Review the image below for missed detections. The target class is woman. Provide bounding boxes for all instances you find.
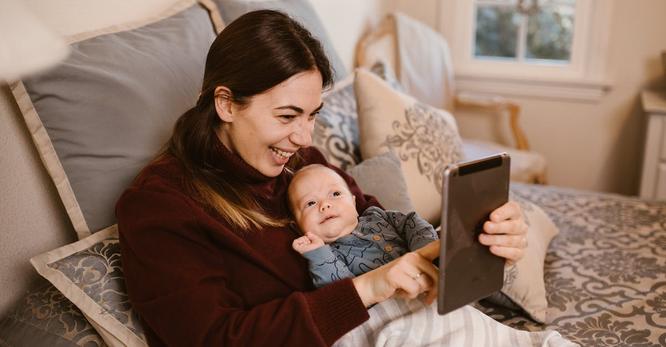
[116,10,528,346]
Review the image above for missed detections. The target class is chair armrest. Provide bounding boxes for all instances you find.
[454,93,530,151]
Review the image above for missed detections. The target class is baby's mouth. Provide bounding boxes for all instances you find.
[320,215,337,224]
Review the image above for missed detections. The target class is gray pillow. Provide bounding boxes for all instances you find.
[13,4,216,237]
[213,0,348,81]
[347,151,416,213]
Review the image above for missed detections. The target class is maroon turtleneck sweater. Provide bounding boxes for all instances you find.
[115,143,380,347]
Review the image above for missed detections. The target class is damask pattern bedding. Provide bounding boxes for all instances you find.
[477,183,666,346]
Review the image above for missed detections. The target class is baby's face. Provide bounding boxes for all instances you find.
[289,166,358,243]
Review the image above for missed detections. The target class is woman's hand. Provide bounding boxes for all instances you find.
[352,240,440,307]
[479,201,528,265]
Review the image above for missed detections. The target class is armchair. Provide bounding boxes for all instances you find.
[356,12,547,184]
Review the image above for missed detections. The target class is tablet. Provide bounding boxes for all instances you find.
[437,153,510,315]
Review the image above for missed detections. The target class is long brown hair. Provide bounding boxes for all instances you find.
[165,10,333,231]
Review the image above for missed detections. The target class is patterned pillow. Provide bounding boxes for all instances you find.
[0,282,104,347]
[354,68,463,224]
[312,75,361,170]
[30,226,146,347]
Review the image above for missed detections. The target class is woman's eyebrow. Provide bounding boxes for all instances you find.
[275,102,324,115]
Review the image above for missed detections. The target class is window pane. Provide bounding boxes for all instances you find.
[526,2,575,61]
[474,5,520,59]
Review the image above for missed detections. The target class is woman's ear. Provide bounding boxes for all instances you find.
[214,86,234,122]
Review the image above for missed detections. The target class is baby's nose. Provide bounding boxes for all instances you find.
[320,202,331,212]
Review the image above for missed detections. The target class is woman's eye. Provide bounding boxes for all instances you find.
[308,112,319,121]
[280,115,296,121]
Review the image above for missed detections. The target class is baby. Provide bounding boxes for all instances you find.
[288,164,438,288]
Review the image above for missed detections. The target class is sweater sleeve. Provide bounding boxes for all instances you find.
[379,209,439,251]
[303,246,356,288]
[116,185,369,347]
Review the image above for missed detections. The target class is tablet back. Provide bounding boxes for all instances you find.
[437,153,510,315]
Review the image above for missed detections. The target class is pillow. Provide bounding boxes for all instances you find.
[312,74,361,170]
[30,226,146,347]
[10,0,221,238]
[498,190,560,323]
[354,68,463,224]
[213,0,348,81]
[346,151,416,214]
[0,282,104,347]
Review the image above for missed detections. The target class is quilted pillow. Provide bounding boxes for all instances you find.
[354,68,463,224]
[0,282,104,347]
[10,0,220,238]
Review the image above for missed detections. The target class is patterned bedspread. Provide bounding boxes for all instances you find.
[477,183,666,346]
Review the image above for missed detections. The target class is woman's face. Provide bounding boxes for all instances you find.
[216,70,323,177]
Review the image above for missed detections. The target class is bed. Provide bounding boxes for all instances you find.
[1,0,665,346]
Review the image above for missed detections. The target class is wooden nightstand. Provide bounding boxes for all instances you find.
[639,90,666,200]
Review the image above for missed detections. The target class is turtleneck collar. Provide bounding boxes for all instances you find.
[210,139,274,182]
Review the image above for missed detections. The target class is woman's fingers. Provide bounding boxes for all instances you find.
[484,218,527,235]
[400,252,439,300]
[479,232,528,248]
[415,239,440,261]
[489,245,524,263]
[489,201,522,222]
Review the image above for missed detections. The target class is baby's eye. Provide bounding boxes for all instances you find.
[305,200,317,208]
[332,191,342,197]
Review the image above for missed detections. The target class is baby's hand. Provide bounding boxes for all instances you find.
[292,232,325,254]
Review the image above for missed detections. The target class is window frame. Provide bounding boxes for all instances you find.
[438,0,613,101]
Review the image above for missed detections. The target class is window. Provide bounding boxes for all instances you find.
[438,0,613,101]
[474,0,575,63]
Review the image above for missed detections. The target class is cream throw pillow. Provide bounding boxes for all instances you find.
[354,68,463,224]
[499,192,560,323]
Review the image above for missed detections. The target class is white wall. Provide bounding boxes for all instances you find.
[507,0,666,195]
[401,0,666,195]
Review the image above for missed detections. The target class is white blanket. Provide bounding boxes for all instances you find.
[334,299,577,347]
[393,12,456,112]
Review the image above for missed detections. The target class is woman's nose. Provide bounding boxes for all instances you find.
[289,118,313,147]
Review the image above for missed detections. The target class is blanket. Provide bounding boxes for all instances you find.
[334,299,577,347]
[392,12,456,112]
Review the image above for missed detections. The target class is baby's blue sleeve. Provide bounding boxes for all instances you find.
[383,210,438,251]
[302,245,355,288]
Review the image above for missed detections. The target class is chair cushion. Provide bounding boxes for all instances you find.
[462,139,547,183]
